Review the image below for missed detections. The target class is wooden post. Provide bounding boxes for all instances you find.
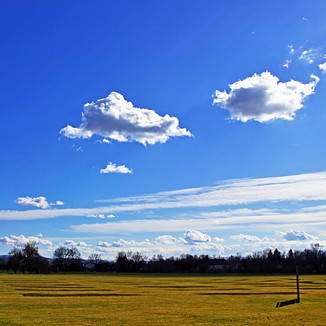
[275,265,301,308]
[296,265,300,303]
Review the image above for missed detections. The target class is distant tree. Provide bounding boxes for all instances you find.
[53,246,81,271]
[23,241,42,273]
[116,251,129,272]
[88,253,102,264]
[8,248,24,274]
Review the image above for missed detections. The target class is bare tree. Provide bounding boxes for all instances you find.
[88,253,102,264]
[53,246,81,271]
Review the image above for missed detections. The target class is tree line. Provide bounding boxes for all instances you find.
[0,242,325,274]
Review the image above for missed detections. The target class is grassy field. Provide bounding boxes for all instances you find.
[0,273,325,325]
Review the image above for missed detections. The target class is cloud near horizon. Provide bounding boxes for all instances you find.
[0,234,52,247]
[213,71,319,122]
[60,92,192,145]
[278,229,317,241]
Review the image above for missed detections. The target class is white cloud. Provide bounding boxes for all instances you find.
[0,234,52,247]
[15,196,50,209]
[230,234,262,242]
[97,241,111,248]
[15,196,64,209]
[87,214,114,219]
[184,230,211,244]
[278,229,317,241]
[319,62,326,73]
[3,171,326,221]
[97,239,152,249]
[190,242,226,254]
[282,60,291,69]
[288,45,295,54]
[155,235,182,245]
[100,162,132,174]
[213,71,319,122]
[111,239,152,248]
[60,91,192,145]
[63,240,90,247]
[299,48,319,63]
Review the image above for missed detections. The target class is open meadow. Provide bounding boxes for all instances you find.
[0,273,325,325]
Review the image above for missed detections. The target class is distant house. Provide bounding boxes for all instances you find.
[85,262,95,271]
[208,264,224,272]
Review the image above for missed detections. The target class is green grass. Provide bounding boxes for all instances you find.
[0,273,325,325]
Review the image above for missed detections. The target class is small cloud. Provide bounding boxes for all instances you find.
[63,240,90,247]
[72,145,84,152]
[15,196,64,209]
[319,62,326,73]
[111,238,152,248]
[100,162,133,174]
[288,45,295,54]
[230,234,261,242]
[87,213,113,219]
[60,91,192,145]
[279,230,317,241]
[282,60,291,69]
[15,196,50,209]
[97,241,111,248]
[155,235,181,245]
[299,48,319,64]
[212,71,319,122]
[184,230,211,244]
[302,17,308,21]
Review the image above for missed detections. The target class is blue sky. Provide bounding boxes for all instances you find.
[1,0,326,259]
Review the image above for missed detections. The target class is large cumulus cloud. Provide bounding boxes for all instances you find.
[60,92,192,145]
[213,71,319,122]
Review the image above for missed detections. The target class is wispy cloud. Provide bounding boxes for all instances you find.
[213,71,319,122]
[2,171,326,221]
[299,48,320,64]
[70,206,326,235]
[60,91,192,145]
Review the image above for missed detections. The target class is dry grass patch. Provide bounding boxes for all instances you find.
[0,273,325,325]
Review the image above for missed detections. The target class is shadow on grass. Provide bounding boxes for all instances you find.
[198,292,297,296]
[22,293,141,297]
